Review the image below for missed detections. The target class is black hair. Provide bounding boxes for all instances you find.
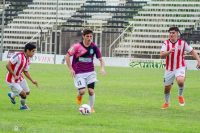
[24,43,36,52]
[82,28,93,36]
[168,26,181,35]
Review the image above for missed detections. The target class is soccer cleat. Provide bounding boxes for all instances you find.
[8,93,16,104]
[76,96,82,105]
[178,96,185,106]
[20,105,30,110]
[161,103,169,109]
[91,107,95,113]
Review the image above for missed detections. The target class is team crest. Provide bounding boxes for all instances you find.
[90,49,94,54]
[69,47,74,52]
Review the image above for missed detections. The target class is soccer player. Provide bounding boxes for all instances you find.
[6,43,38,110]
[65,28,106,113]
[160,26,200,109]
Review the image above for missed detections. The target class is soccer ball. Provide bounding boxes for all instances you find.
[79,104,91,115]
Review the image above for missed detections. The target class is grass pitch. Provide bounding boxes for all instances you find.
[0,62,200,133]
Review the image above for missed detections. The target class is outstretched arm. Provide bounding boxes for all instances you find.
[190,50,200,69]
[23,71,38,87]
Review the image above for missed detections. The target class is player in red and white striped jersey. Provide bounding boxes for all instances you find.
[160,27,200,109]
[6,43,38,110]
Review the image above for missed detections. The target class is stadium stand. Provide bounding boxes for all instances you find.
[0,0,10,31]
[1,0,149,56]
[59,0,149,56]
[1,0,86,54]
[0,0,32,26]
[112,0,200,59]
[181,22,200,59]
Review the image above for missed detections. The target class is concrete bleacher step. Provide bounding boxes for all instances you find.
[113,0,200,59]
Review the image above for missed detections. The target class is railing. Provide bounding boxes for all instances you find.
[108,22,134,57]
[194,18,200,30]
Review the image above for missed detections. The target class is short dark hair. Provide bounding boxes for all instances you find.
[168,26,180,32]
[82,28,93,36]
[24,42,36,52]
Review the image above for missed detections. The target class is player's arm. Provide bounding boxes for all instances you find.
[99,57,106,75]
[65,53,75,77]
[160,48,175,58]
[190,50,200,69]
[160,42,175,58]
[6,61,18,80]
[185,41,200,69]
[95,46,106,75]
[23,71,38,87]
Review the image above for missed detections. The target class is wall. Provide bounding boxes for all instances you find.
[2,52,198,70]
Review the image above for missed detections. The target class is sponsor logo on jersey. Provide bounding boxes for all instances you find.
[90,49,94,54]
[79,57,92,62]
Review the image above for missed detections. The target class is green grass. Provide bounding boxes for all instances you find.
[0,61,200,133]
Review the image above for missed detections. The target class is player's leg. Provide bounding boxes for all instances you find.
[88,83,95,112]
[162,70,175,109]
[176,76,185,95]
[176,77,185,106]
[19,79,30,110]
[86,72,97,112]
[162,85,172,109]
[77,88,86,105]
[7,83,21,104]
[7,91,16,104]
[74,75,87,105]
[175,67,186,106]
[19,91,28,109]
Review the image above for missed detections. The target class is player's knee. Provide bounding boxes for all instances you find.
[88,89,94,96]
[19,91,27,99]
[89,91,94,96]
[164,85,171,93]
[79,88,85,95]
[19,94,26,99]
[177,80,184,87]
[178,82,184,87]
[80,92,85,95]
[176,77,184,86]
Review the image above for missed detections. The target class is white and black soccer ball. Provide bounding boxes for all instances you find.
[79,104,91,115]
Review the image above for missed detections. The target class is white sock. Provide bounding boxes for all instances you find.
[178,86,184,96]
[20,97,26,106]
[165,93,170,103]
[89,94,95,108]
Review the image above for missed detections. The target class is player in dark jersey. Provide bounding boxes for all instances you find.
[65,28,106,113]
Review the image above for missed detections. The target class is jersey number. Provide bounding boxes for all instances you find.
[77,81,82,86]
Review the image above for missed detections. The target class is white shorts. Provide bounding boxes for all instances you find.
[164,67,186,86]
[7,79,30,95]
[74,71,97,89]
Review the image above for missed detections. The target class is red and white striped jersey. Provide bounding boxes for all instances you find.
[161,39,193,71]
[6,52,30,83]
